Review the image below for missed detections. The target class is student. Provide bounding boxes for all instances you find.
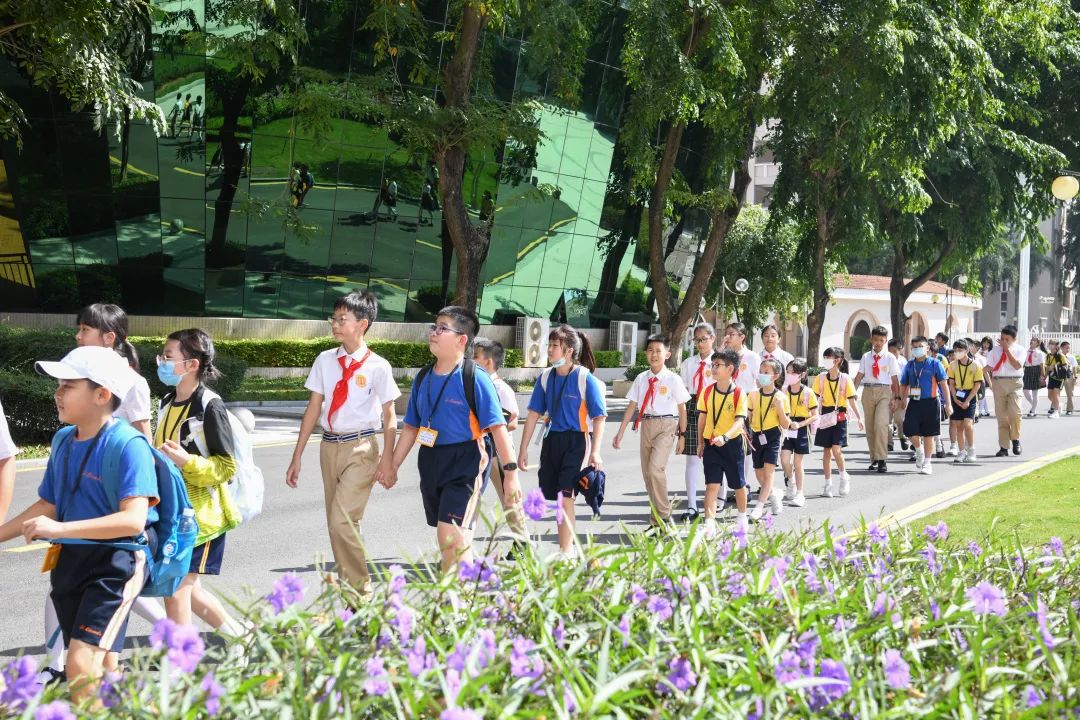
[389,307,522,570]
[0,347,156,702]
[1045,341,1069,418]
[0,399,15,520]
[887,339,909,452]
[155,329,242,632]
[933,333,950,363]
[678,322,716,521]
[759,325,794,384]
[899,336,948,475]
[287,291,399,594]
[853,326,901,473]
[168,92,183,137]
[613,335,689,530]
[746,359,790,521]
[1022,337,1047,416]
[722,322,760,497]
[813,347,862,496]
[940,347,957,459]
[780,358,817,507]
[977,337,994,417]
[473,337,530,546]
[696,349,749,532]
[518,324,606,558]
[983,326,1026,456]
[1061,341,1076,416]
[947,339,981,463]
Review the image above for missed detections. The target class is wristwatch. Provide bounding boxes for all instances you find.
[502,462,518,472]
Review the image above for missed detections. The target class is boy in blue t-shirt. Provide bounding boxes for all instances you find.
[0,346,159,703]
[900,336,949,476]
[388,306,521,572]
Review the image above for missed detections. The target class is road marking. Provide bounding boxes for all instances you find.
[416,238,440,250]
[3,543,48,553]
[108,155,158,179]
[174,166,205,177]
[15,436,319,471]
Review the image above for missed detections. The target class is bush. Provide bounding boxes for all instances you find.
[593,350,624,368]
[8,520,1077,718]
[0,370,63,445]
[625,363,649,381]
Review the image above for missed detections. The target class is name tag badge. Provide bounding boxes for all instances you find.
[910,389,921,400]
[758,433,767,446]
[417,426,439,447]
[956,390,967,400]
[41,543,61,573]
[786,429,799,439]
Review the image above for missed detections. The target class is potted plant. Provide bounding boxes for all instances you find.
[394,376,413,415]
[612,363,647,398]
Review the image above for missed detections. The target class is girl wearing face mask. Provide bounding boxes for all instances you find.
[155,329,243,632]
[1022,337,1047,416]
[746,359,791,521]
[812,347,862,498]
[780,358,818,507]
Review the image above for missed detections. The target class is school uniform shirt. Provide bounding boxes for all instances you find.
[985,344,1026,378]
[732,348,762,394]
[747,389,790,432]
[1025,348,1046,368]
[758,347,794,373]
[405,364,505,444]
[947,359,982,394]
[813,372,857,409]
[305,346,401,433]
[0,399,17,459]
[627,368,691,417]
[857,350,901,385]
[491,375,518,418]
[900,358,948,398]
[697,384,747,440]
[785,385,818,420]
[892,353,908,376]
[527,366,607,433]
[679,353,716,400]
[115,368,152,424]
[1066,354,1078,372]
[39,419,159,525]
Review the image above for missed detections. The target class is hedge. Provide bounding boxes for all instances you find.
[592,350,624,368]
[0,370,64,445]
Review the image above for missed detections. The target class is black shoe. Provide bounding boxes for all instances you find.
[877,462,888,473]
[1012,440,1022,456]
[40,667,66,686]
[868,460,880,471]
[887,441,895,452]
[995,447,1009,457]
[505,541,529,561]
[680,508,700,523]
[900,438,909,450]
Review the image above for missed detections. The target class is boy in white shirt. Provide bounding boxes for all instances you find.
[853,326,901,473]
[286,291,401,594]
[0,399,16,520]
[613,335,690,529]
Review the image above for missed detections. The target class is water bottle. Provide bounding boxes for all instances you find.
[164,509,197,566]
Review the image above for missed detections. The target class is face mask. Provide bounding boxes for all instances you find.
[912,347,927,359]
[757,373,774,387]
[784,373,801,387]
[157,360,187,386]
[550,357,566,369]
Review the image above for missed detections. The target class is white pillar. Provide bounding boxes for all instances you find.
[1018,238,1030,339]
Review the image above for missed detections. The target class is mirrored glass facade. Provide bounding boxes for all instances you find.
[0,0,642,326]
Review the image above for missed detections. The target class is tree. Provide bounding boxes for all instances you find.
[0,0,163,143]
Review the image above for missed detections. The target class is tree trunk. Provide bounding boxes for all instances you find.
[119,109,131,183]
[208,86,249,263]
[805,193,834,364]
[592,204,640,319]
[889,245,909,346]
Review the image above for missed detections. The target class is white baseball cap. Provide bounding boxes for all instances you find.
[35,346,135,406]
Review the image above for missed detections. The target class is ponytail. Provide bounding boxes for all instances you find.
[577,331,596,373]
[548,324,596,372]
[167,328,221,382]
[77,302,140,371]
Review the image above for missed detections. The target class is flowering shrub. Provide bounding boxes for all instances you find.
[1,520,1077,718]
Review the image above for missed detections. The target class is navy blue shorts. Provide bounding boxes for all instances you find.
[538,430,590,500]
[190,533,227,575]
[950,399,976,420]
[702,438,746,489]
[751,427,783,468]
[418,440,488,528]
[814,408,848,448]
[51,531,155,652]
[904,398,941,438]
[782,426,811,454]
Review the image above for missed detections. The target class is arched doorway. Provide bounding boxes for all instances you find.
[849,319,872,359]
[906,312,928,347]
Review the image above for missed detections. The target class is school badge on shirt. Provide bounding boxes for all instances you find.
[659,386,668,395]
[355,374,368,388]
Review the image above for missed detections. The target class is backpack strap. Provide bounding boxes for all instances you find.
[539,367,553,392]
[99,421,145,512]
[462,358,478,421]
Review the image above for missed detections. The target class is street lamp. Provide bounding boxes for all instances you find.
[718,277,750,325]
[1051,173,1078,330]
[945,273,968,336]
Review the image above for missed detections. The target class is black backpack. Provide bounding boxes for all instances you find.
[414,359,479,419]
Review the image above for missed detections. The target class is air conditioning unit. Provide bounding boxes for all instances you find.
[608,321,638,366]
[515,317,550,368]
[649,323,663,338]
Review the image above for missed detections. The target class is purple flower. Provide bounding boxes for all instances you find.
[882,649,910,690]
[390,605,416,644]
[458,558,499,588]
[799,552,820,572]
[201,673,225,716]
[732,522,748,548]
[267,572,306,614]
[658,656,697,694]
[523,489,547,521]
[677,576,692,598]
[553,500,565,525]
[376,630,394,650]
[450,631,498,677]
[775,650,805,683]
[553,618,566,647]
[808,659,850,711]
[630,584,648,605]
[364,656,390,696]
[967,541,983,558]
[440,710,482,720]
[388,564,407,595]
[0,656,40,710]
[966,581,1006,617]
[1012,553,1027,574]
[317,677,342,713]
[1046,537,1064,557]
[726,572,747,599]
[337,608,355,623]
[717,540,733,560]
[617,614,631,646]
[1035,598,1056,649]
[33,701,75,720]
[1024,684,1044,708]
[930,599,941,621]
[150,619,204,673]
[832,538,849,562]
[866,522,888,546]
[952,629,969,652]
[764,555,791,596]
[872,592,896,618]
[803,570,824,594]
[763,512,775,531]
[99,671,122,709]
[405,637,436,678]
[563,682,577,714]
[509,636,545,681]
[924,521,949,541]
[647,595,673,621]
[920,543,941,576]
[796,631,819,662]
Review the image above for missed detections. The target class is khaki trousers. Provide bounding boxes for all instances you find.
[861,384,893,462]
[991,377,1023,448]
[1065,377,1075,413]
[319,436,379,591]
[640,417,679,523]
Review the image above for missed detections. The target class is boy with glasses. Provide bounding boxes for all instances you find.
[286,291,400,596]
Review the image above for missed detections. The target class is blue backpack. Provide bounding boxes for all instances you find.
[50,421,198,598]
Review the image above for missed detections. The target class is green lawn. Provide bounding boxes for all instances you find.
[921,456,1080,546]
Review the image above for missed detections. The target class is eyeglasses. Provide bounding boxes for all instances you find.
[429,323,464,336]
[155,354,186,366]
[694,337,711,343]
[711,362,727,369]
[327,315,354,327]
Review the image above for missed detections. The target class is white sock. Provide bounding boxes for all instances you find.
[44,596,65,671]
[132,597,167,624]
[684,457,702,511]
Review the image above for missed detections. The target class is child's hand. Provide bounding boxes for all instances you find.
[159,440,190,469]
[612,432,622,450]
[518,450,529,472]
[374,457,396,489]
[589,450,603,471]
[22,516,62,543]
[285,459,301,488]
[502,472,522,505]
[856,418,864,431]
[676,436,685,454]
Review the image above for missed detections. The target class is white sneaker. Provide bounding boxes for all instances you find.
[770,493,783,515]
[736,514,750,534]
[702,517,718,537]
[914,447,925,469]
[920,461,933,475]
[947,443,959,457]
[964,451,976,463]
[790,492,806,507]
[749,503,765,522]
[823,480,835,498]
[782,484,796,502]
[839,471,851,497]
[1049,411,1059,419]
[954,449,967,464]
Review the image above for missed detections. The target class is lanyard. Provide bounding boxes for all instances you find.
[826,373,841,406]
[956,361,970,389]
[755,391,776,431]
[162,400,192,445]
[424,364,458,426]
[62,428,107,522]
[546,365,576,418]
[787,387,805,418]
[910,361,925,390]
[709,387,732,430]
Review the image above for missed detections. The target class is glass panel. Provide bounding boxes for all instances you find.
[244,271,280,317]
[291,138,339,211]
[478,282,512,324]
[204,268,245,315]
[163,267,205,314]
[116,215,163,261]
[368,277,407,321]
[329,213,375,275]
[370,220,413,278]
[283,207,332,274]
[245,211,285,272]
[596,68,625,128]
[118,264,163,314]
[278,275,327,319]
[205,204,248,269]
[154,53,206,200]
[336,144,386,214]
[160,198,205,268]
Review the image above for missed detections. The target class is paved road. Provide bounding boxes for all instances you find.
[3,404,1079,658]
